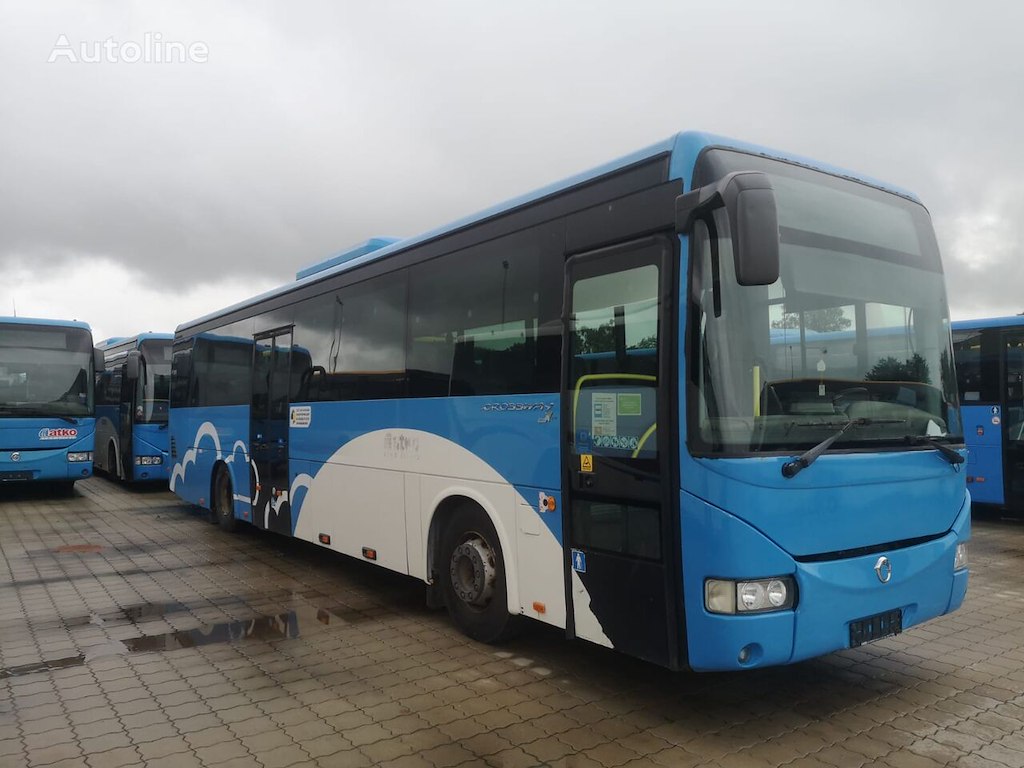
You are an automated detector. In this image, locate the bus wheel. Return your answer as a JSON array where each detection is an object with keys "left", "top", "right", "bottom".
[
  {"left": 108, "top": 444, "right": 120, "bottom": 480},
  {"left": 440, "top": 506, "right": 513, "bottom": 643},
  {"left": 212, "top": 466, "right": 239, "bottom": 532}
]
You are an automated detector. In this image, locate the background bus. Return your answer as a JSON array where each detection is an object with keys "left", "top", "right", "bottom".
[
  {"left": 952, "top": 316, "right": 1024, "bottom": 512},
  {"left": 169, "top": 131, "right": 968, "bottom": 671},
  {"left": 0, "top": 316, "right": 103, "bottom": 489},
  {"left": 95, "top": 334, "right": 173, "bottom": 483}
]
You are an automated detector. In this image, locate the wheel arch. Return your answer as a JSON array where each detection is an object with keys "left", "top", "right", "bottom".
[{"left": 424, "top": 487, "right": 521, "bottom": 616}]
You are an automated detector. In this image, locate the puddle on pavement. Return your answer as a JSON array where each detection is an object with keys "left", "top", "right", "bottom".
[{"left": 0, "top": 599, "right": 378, "bottom": 680}]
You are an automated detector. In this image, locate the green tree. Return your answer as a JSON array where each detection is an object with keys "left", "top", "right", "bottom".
[
  {"left": 865, "top": 354, "right": 931, "bottom": 384},
  {"left": 771, "top": 307, "right": 852, "bottom": 332}
]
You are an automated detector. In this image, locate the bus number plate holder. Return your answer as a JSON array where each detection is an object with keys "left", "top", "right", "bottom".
[{"left": 849, "top": 608, "right": 902, "bottom": 647}]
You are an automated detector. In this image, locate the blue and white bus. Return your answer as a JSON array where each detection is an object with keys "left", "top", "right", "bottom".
[
  {"left": 952, "top": 316, "right": 1024, "bottom": 513},
  {"left": 95, "top": 334, "right": 173, "bottom": 483},
  {"left": 169, "top": 132, "right": 969, "bottom": 670},
  {"left": 0, "top": 316, "right": 103, "bottom": 489}
]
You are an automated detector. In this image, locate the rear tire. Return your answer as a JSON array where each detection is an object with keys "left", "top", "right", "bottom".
[
  {"left": 108, "top": 444, "right": 120, "bottom": 481},
  {"left": 212, "top": 465, "right": 239, "bottom": 532},
  {"left": 439, "top": 505, "right": 514, "bottom": 643}
]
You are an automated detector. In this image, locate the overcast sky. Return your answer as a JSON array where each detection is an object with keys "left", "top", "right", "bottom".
[{"left": 1, "top": 1, "right": 1022, "bottom": 340}]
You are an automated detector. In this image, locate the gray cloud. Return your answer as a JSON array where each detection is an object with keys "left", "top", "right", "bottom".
[{"left": 1, "top": 1, "right": 1022, "bottom": 320}]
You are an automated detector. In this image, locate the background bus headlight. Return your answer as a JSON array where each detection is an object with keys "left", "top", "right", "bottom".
[
  {"left": 705, "top": 576, "right": 796, "bottom": 614},
  {"left": 135, "top": 456, "right": 163, "bottom": 466},
  {"left": 67, "top": 452, "right": 92, "bottom": 463},
  {"left": 954, "top": 542, "right": 968, "bottom": 571}
]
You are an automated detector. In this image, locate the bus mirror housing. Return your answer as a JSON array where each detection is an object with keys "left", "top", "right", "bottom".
[
  {"left": 93, "top": 348, "right": 105, "bottom": 373},
  {"left": 125, "top": 350, "right": 141, "bottom": 380},
  {"left": 675, "top": 171, "right": 780, "bottom": 286}
]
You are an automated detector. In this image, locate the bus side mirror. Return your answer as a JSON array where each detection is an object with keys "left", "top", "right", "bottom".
[
  {"left": 675, "top": 171, "right": 780, "bottom": 286},
  {"left": 125, "top": 350, "right": 141, "bottom": 381},
  {"left": 94, "top": 348, "right": 105, "bottom": 373}
]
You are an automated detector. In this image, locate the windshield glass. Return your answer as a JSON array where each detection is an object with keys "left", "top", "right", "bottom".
[
  {"left": 0, "top": 324, "right": 93, "bottom": 418},
  {"left": 138, "top": 340, "right": 171, "bottom": 423},
  {"left": 690, "top": 150, "right": 960, "bottom": 454}
]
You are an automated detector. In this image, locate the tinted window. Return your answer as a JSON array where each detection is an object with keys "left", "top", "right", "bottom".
[
  {"left": 953, "top": 329, "right": 999, "bottom": 404},
  {"left": 407, "top": 231, "right": 560, "bottom": 397},
  {"left": 192, "top": 332, "right": 253, "bottom": 407},
  {"left": 170, "top": 346, "right": 192, "bottom": 408},
  {"left": 292, "top": 271, "right": 408, "bottom": 402}
]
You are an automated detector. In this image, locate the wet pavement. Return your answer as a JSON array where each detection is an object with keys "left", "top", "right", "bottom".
[{"left": 2, "top": 479, "right": 1024, "bottom": 768}]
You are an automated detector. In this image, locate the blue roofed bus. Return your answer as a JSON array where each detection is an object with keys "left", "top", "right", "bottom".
[
  {"left": 0, "top": 317, "right": 104, "bottom": 490},
  {"left": 168, "top": 131, "right": 968, "bottom": 670},
  {"left": 94, "top": 334, "right": 173, "bottom": 483},
  {"left": 952, "top": 316, "right": 1024, "bottom": 513}
]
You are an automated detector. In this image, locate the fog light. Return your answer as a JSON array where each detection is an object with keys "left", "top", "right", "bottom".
[{"left": 954, "top": 542, "right": 968, "bottom": 571}]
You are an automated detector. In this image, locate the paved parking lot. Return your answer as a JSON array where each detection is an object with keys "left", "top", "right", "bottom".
[{"left": 2, "top": 479, "right": 1024, "bottom": 768}]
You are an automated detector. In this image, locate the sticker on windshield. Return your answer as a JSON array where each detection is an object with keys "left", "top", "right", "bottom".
[
  {"left": 592, "top": 393, "right": 617, "bottom": 437},
  {"left": 617, "top": 393, "right": 642, "bottom": 417}
]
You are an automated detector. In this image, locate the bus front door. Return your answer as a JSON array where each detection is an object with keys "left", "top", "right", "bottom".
[
  {"left": 250, "top": 329, "right": 293, "bottom": 534},
  {"left": 1003, "top": 332, "right": 1024, "bottom": 511},
  {"left": 562, "top": 235, "right": 681, "bottom": 668}
]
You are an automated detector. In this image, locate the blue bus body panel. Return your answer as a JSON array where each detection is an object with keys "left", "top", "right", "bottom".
[
  {"left": 681, "top": 452, "right": 964, "bottom": 557},
  {"left": 0, "top": 418, "right": 95, "bottom": 482},
  {"left": 961, "top": 404, "right": 1004, "bottom": 505},
  {"left": 170, "top": 406, "right": 249, "bottom": 512},
  {"left": 682, "top": 489, "right": 970, "bottom": 670},
  {"left": 287, "top": 395, "right": 561, "bottom": 537},
  {"left": 132, "top": 424, "right": 170, "bottom": 482},
  {"left": 170, "top": 395, "right": 562, "bottom": 538}
]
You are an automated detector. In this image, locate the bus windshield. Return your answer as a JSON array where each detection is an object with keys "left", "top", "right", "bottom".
[
  {"left": 0, "top": 324, "right": 93, "bottom": 418},
  {"left": 690, "top": 150, "right": 960, "bottom": 454},
  {"left": 138, "top": 340, "right": 172, "bottom": 423}
]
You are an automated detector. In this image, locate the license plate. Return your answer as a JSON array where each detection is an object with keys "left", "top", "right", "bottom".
[{"left": 849, "top": 609, "right": 902, "bottom": 647}]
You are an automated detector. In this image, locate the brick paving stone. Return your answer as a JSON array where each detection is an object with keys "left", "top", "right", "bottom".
[
  {"left": 84, "top": 747, "right": 142, "bottom": 768},
  {"left": 10, "top": 481, "right": 1024, "bottom": 768}
]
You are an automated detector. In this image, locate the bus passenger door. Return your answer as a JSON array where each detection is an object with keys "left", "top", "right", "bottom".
[
  {"left": 1003, "top": 332, "right": 1024, "bottom": 511},
  {"left": 562, "top": 235, "right": 680, "bottom": 668},
  {"left": 251, "top": 329, "right": 293, "bottom": 534}
]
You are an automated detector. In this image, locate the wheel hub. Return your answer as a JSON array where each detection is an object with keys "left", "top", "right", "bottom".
[{"left": 450, "top": 536, "right": 496, "bottom": 607}]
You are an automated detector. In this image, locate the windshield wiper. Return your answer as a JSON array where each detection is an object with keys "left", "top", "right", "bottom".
[
  {"left": 781, "top": 418, "right": 904, "bottom": 479},
  {"left": 906, "top": 435, "right": 965, "bottom": 466}
]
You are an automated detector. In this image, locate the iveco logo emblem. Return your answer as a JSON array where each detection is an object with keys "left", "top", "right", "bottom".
[
  {"left": 10, "top": 452, "right": 20, "bottom": 462},
  {"left": 874, "top": 556, "right": 893, "bottom": 584}
]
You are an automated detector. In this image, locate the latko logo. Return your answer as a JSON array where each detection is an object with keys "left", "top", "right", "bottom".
[{"left": 38, "top": 428, "right": 78, "bottom": 440}]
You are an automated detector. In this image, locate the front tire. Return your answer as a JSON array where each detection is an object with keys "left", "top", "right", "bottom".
[
  {"left": 212, "top": 465, "right": 239, "bottom": 532},
  {"left": 439, "top": 506, "right": 513, "bottom": 643},
  {"left": 107, "top": 444, "right": 120, "bottom": 481}
]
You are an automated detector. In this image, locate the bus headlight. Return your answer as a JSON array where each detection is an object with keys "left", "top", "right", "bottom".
[
  {"left": 705, "top": 576, "right": 796, "bottom": 614},
  {"left": 135, "top": 456, "right": 163, "bottom": 466},
  {"left": 954, "top": 542, "right": 968, "bottom": 571},
  {"left": 67, "top": 452, "right": 93, "bottom": 463}
]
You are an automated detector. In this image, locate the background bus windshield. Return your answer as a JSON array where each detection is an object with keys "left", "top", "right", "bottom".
[
  {"left": 690, "top": 150, "right": 960, "bottom": 454},
  {"left": 0, "top": 324, "right": 93, "bottom": 418},
  {"left": 138, "top": 340, "right": 172, "bottom": 423}
]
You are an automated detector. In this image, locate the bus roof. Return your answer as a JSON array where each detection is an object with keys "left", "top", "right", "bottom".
[
  {"left": 0, "top": 316, "right": 92, "bottom": 331},
  {"left": 96, "top": 333, "right": 174, "bottom": 350},
  {"left": 179, "top": 131, "right": 925, "bottom": 334},
  {"left": 952, "top": 316, "right": 1024, "bottom": 331}
]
